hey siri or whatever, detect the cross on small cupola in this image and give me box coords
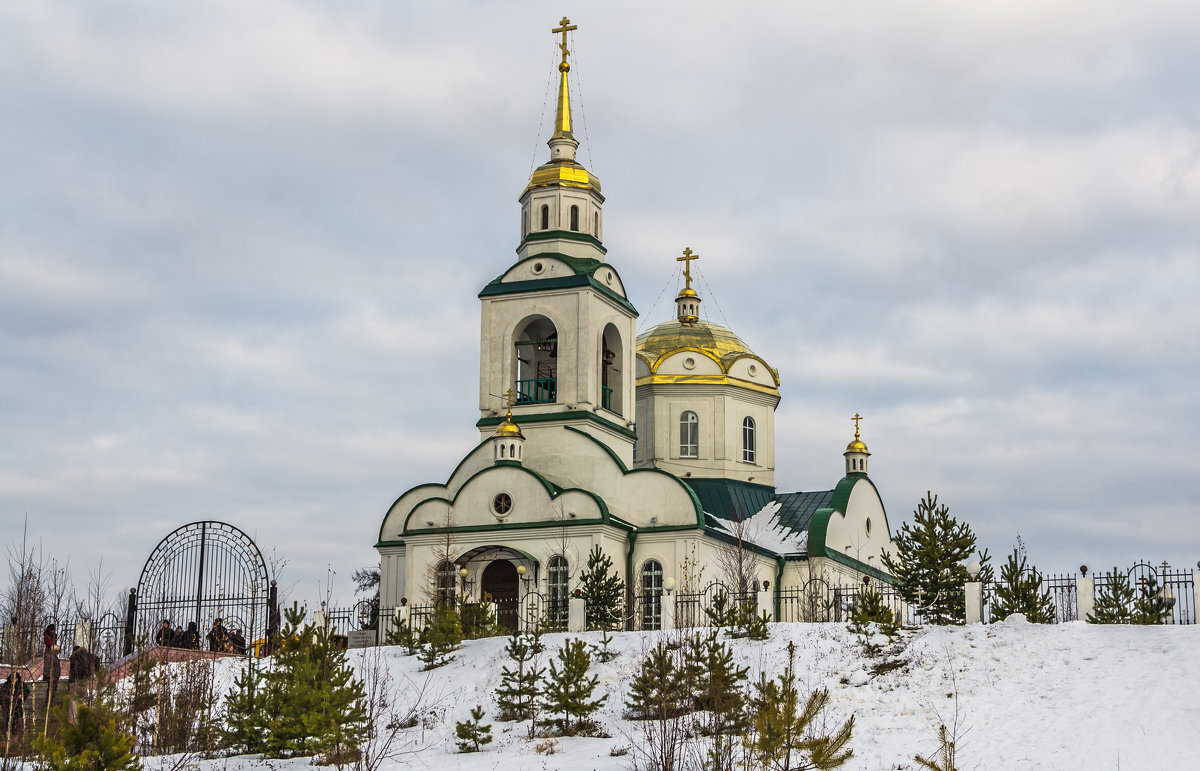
[675,247,702,326]
[492,389,526,465]
[844,412,871,475]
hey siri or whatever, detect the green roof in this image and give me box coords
[685,478,835,555]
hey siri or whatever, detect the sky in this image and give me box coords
[3,0,1199,607]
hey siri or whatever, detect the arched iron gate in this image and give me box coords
[132,521,275,653]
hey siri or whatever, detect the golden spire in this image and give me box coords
[846,413,869,453]
[495,388,524,438]
[675,247,701,325]
[551,17,577,138]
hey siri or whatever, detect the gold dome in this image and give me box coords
[494,415,524,439]
[845,438,869,454]
[635,319,780,391]
[521,161,601,199]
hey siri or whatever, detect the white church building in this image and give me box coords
[375,21,895,628]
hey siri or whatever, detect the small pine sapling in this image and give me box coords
[915,723,959,771]
[1133,574,1170,625]
[745,641,854,771]
[625,642,684,720]
[593,629,618,662]
[384,617,421,655]
[990,545,1056,623]
[454,705,493,753]
[222,659,269,754]
[579,546,625,631]
[704,590,735,629]
[32,702,140,771]
[541,638,607,736]
[697,631,749,770]
[849,583,899,655]
[419,606,463,670]
[495,629,546,721]
[1087,568,1135,624]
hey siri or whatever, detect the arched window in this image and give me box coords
[548,556,569,629]
[435,560,456,610]
[540,204,549,230]
[679,411,699,458]
[500,444,506,458]
[742,417,756,463]
[514,316,559,404]
[570,205,579,231]
[640,560,663,630]
[594,212,599,236]
[523,209,529,237]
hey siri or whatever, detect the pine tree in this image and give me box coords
[384,616,421,655]
[237,602,368,763]
[880,492,990,625]
[419,605,462,670]
[696,631,749,770]
[990,546,1056,623]
[745,641,854,771]
[1087,568,1135,624]
[914,724,959,771]
[32,703,140,771]
[454,705,493,753]
[494,629,545,721]
[579,546,625,631]
[221,659,268,753]
[1133,575,1169,625]
[704,589,735,628]
[849,584,899,655]
[625,642,683,720]
[541,638,606,736]
[593,629,618,662]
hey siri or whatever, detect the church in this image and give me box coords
[374,20,895,628]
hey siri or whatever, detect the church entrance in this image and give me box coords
[481,559,520,632]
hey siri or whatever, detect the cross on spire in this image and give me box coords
[502,388,519,412]
[852,413,863,438]
[552,17,577,69]
[677,247,699,291]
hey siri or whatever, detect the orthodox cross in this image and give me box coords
[852,413,863,436]
[502,387,519,411]
[552,17,577,66]
[677,247,699,291]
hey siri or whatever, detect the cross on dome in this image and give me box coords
[552,17,577,71]
[677,247,699,292]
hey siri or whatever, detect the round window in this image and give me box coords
[492,493,513,518]
[532,262,544,274]
[865,517,872,536]
[683,357,696,370]
[605,270,614,285]
[748,364,758,376]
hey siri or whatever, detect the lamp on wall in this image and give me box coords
[517,564,531,593]
[663,577,676,596]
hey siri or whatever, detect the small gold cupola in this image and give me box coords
[675,247,702,326]
[493,390,526,464]
[844,413,871,475]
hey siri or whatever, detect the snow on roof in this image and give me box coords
[709,499,808,556]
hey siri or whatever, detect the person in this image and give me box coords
[42,624,61,689]
[1,672,28,737]
[68,645,101,688]
[155,619,174,647]
[179,621,200,650]
[173,625,185,646]
[206,618,229,652]
[228,628,247,655]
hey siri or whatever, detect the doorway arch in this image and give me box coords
[481,560,520,632]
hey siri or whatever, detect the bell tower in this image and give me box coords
[476,19,638,462]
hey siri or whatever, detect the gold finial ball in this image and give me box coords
[559,61,571,73]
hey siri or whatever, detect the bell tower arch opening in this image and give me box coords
[601,323,624,415]
[514,315,559,405]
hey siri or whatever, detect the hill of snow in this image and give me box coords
[188,620,1199,770]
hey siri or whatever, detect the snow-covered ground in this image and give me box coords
[179,619,1200,770]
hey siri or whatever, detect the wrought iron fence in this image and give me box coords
[1092,561,1195,625]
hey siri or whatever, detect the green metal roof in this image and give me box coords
[773,490,834,535]
[685,478,835,556]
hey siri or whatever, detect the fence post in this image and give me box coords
[74,620,92,650]
[1193,571,1199,625]
[568,597,585,633]
[661,592,676,630]
[757,588,774,622]
[1076,574,1095,622]
[123,588,137,655]
[965,581,983,624]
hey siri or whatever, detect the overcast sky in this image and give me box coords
[3,1,1199,607]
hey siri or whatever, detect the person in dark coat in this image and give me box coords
[179,621,200,650]
[42,624,61,687]
[1,672,28,736]
[228,628,247,655]
[68,645,101,686]
[172,625,184,646]
[206,618,229,652]
[155,620,174,647]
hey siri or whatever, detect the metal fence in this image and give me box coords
[1091,561,1195,625]
[777,580,917,625]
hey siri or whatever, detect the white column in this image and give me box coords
[74,620,92,650]
[568,597,585,632]
[757,589,774,622]
[661,593,676,630]
[965,581,983,624]
[1077,576,1095,622]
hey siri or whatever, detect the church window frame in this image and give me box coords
[742,417,756,464]
[570,204,580,231]
[540,204,550,230]
[435,560,456,610]
[547,555,570,628]
[679,411,699,458]
[639,559,663,630]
